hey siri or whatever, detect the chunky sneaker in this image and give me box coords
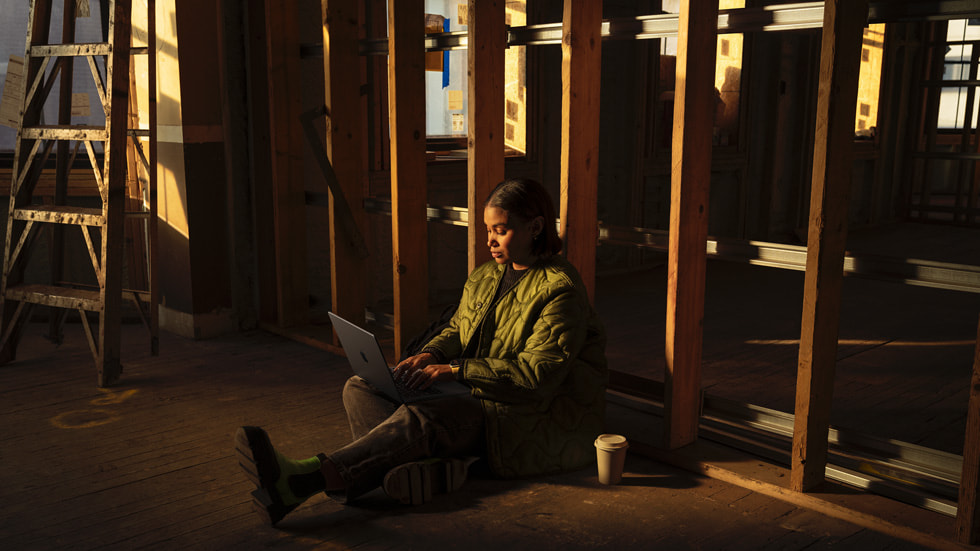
[234,426,326,525]
[382,457,479,505]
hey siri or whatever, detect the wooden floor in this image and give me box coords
[0,321,961,550]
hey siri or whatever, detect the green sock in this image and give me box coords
[275,452,326,505]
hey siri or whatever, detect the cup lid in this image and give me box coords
[595,433,629,449]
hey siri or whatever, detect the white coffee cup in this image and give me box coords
[594,434,629,485]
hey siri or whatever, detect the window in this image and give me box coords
[0,1,110,155]
[854,23,885,137]
[422,0,527,155]
[658,0,744,148]
[937,19,980,130]
[0,1,31,154]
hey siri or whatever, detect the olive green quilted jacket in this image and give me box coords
[423,255,607,478]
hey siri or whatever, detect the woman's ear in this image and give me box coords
[531,216,545,238]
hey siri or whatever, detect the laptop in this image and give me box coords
[328,312,471,403]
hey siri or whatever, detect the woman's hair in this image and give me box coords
[484,178,562,257]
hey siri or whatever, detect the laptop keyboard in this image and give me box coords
[394,377,442,399]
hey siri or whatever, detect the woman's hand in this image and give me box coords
[393,353,454,389]
[408,363,455,389]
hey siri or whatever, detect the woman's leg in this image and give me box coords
[342,375,399,439]
[236,377,484,525]
[323,388,486,503]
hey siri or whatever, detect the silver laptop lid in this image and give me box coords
[327,312,402,402]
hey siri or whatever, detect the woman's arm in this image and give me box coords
[461,288,590,403]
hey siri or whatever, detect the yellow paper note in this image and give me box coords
[447,90,463,111]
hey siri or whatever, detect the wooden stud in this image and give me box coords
[264,0,309,328]
[916,22,947,220]
[216,0,256,330]
[559,0,602,302]
[366,0,390,173]
[790,0,868,491]
[466,0,505,273]
[387,0,428,354]
[956,315,980,544]
[245,0,278,324]
[124,61,148,293]
[628,38,651,270]
[963,49,980,225]
[663,0,717,450]
[148,0,158,355]
[322,0,368,329]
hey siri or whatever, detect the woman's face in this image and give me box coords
[484,206,541,270]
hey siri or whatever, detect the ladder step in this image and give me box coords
[21,125,107,141]
[13,205,105,226]
[30,43,111,57]
[5,284,102,311]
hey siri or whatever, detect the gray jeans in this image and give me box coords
[324,376,486,502]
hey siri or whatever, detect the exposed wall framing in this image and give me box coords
[203,0,980,543]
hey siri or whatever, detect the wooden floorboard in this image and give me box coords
[0,320,956,550]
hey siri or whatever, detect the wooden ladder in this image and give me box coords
[1,0,156,386]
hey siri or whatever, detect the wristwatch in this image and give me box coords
[449,359,462,376]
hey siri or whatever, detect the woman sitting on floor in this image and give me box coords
[235,177,608,525]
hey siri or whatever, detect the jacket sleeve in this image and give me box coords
[461,286,589,404]
[421,315,464,360]
[420,275,478,360]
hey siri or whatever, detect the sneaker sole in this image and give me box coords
[383,457,477,506]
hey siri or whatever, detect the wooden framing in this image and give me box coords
[558,0,602,301]
[791,0,868,491]
[466,0,505,272]
[148,0,158,355]
[217,0,255,330]
[957,314,980,544]
[322,0,368,329]
[244,1,277,324]
[264,0,309,328]
[663,0,717,450]
[387,0,428,354]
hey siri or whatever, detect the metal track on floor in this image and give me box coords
[606,387,961,517]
